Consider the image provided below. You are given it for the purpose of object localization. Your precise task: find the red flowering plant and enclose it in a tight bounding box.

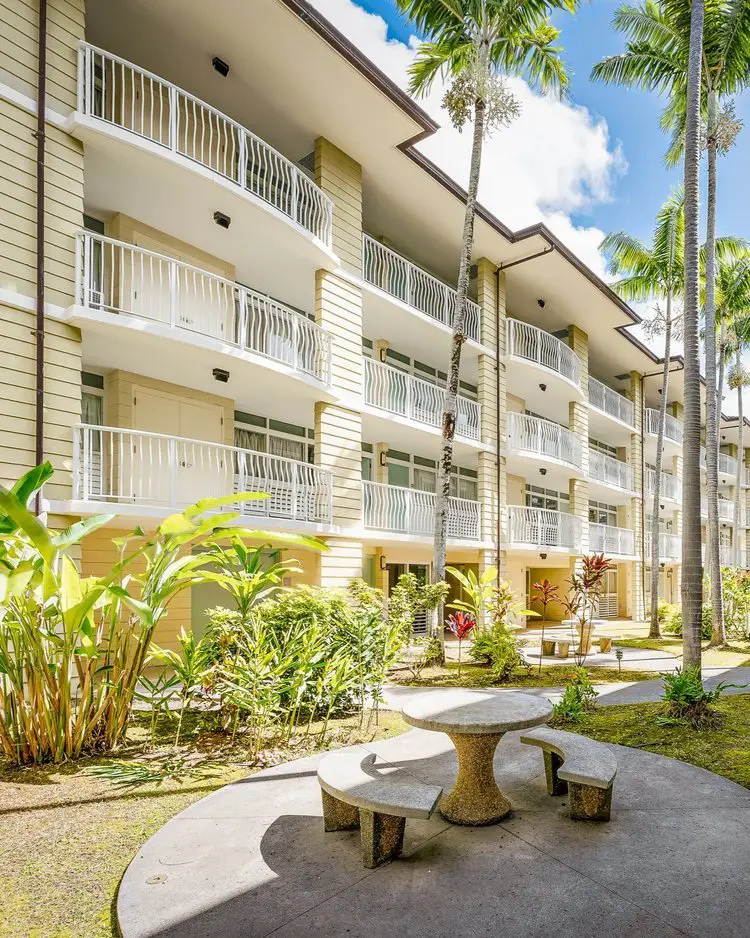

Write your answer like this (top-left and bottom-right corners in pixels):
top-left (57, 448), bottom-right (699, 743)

top-left (447, 611), bottom-right (476, 677)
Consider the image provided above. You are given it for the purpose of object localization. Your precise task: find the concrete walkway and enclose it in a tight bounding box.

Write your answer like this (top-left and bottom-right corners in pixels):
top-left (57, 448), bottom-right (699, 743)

top-left (118, 718), bottom-right (750, 938)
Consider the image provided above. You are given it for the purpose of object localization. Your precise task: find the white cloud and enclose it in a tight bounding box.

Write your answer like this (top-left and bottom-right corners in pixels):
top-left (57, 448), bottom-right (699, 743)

top-left (310, 0), bottom-right (626, 270)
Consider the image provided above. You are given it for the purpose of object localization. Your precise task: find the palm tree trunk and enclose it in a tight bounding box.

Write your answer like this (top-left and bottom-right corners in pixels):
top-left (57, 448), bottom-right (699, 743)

top-left (433, 80), bottom-right (486, 617)
top-left (705, 90), bottom-right (725, 647)
top-left (734, 346), bottom-right (744, 567)
top-left (681, 0), bottom-right (705, 671)
top-left (650, 304), bottom-right (672, 638)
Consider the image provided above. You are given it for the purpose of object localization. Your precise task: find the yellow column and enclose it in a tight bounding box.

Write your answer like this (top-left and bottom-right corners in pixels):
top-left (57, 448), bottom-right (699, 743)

top-left (568, 325), bottom-right (589, 557)
top-left (314, 138), bottom-right (364, 587)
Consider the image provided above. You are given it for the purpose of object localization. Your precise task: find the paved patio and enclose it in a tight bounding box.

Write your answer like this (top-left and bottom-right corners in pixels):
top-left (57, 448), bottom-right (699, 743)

top-left (118, 696), bottom-right (750, 938)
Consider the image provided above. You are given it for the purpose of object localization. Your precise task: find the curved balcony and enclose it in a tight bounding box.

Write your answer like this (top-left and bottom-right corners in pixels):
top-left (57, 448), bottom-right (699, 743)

top-left (589, 523), bottom-right (635, 558)
top-left (73, 424), bottom-right (333, 528)
top-left (361, 235), bottom-right (481, 346)
top-left (505, 506), bottom-right (581, 553)
top-left (588, 377), bottom-right (634, 444)
top-left (645, 532), bottom-right (682, 563)
top-left (699, 447), bottom-right (741, 486)
top-left (362, 481), bottom-right (480, 541)
top-left (74, 44), bottom-right (334, 254)
top-left (362, 357), bottom-right (480, 444)
top-left (506, 412), bottom-right (582, 489)
top-left (645, 468), bottom-right (681, 504)
top-left (73, 232), bottom-right (332, 387)
top-left (588, 450), bottom-right (634, 502)
top-left (645, 409), bottom-right (683, 447)
top-left (506, 319), bottom-right (583, 423)
top-left (700, 497), bottom-right (738, 525)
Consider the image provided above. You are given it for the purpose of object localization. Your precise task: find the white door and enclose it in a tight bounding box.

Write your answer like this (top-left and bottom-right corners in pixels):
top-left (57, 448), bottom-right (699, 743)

top-left (133, 387), bottom-right (226, 508)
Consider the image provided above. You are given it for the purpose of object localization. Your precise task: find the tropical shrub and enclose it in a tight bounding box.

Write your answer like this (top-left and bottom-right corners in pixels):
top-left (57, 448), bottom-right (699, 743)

top-left (721, 567), bottom-right (750, 638)
top-left (660, 666), bottom-right (742, 728)
top-left (661, 604), bottom-right (712, 640)
top-left (551, 668), bottom-right (598, 724)
top-left (0, 463), bottom-right (277, 764)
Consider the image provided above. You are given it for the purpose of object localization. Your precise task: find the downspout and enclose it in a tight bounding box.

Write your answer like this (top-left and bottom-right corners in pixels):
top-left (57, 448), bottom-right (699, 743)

top-left (34, 0), bottom-right (48, 513)
top-left (494, 243), bottom-right (555, 563)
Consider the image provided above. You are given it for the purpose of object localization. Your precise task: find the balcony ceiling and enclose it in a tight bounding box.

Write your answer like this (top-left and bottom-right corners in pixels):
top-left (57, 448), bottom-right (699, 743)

top-left (84, 0), bottom-right (656, 388)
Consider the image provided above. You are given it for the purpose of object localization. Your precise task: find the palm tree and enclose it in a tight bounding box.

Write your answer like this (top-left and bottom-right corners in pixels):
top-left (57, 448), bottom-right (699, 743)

top-left (601, 189), bottom-right (684, 640)
top-left (397, 0), bottom-right (579, 621)
top-left (716, 255), bottom-right (750, 571)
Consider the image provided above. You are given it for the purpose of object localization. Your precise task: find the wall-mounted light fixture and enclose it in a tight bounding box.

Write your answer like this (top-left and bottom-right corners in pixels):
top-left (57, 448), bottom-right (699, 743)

top-left (212, 56), bottom-right (230, 77)
top-left (379, 451), bottom-right (387, 468)
top-left (537, 298), bottom-right (546, 309)
top-left (539, 467), bottom-right (547, 476)
top-left (212, 368), bottom-right (230, 383)
top-left (213, 211), bottom-right (231, 229)
top-left (379, 347), bottom-right (387, 363)
top-left (379, 554), bottom-right (387, 571)
top-left (540, 553), bottom-right (547, 560)
top-left (539, 383), bottom-right (547, 392)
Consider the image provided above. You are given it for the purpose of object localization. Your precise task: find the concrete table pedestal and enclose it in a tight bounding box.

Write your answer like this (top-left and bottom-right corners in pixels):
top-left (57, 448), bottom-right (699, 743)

top-left (402, 690), bottom-right (553, 826)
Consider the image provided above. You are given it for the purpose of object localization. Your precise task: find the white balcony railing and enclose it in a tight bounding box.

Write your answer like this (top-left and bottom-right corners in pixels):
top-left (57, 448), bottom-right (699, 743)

top-left (588, 377), bottom-right (634, 427)
top-left (76, 232), bottom-right (332, 383)
top-left (589, 522), bottom-right (634, 557)
top-left (74, 424), bottom-right (333, 524)
top-left (705, 544), bottom-right (744, 566)
top-left (645, 468), bottom-right (681, 502)
top-left (78, 43), bottom-right (333, 246)
top-left (505, 506), bottom-right (582, 552)
top-left (700, 497), bottom-right (738, 524)
top-left (362, 481), bottom-right (480, 540)
top-left (362, 357), bottom-right (480, 440)
top-left (588, 450), bottom-right (633, 492)
top-left (507, 412), bottom-right (582, 470)
top-left (645, 408), bottom-right (683, 445)
top-left (719, 452), bottom-right (739, 478)
top-left (645, 531), bottom-right (682, 562)
top-left (506, 319), bottom-right (581, 389)
top-left (361, 235), bottom-right (480, 342)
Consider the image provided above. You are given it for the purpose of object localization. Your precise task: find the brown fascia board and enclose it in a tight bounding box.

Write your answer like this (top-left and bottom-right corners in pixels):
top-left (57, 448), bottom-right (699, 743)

top-left (283, 0), bottom-right (641, 328)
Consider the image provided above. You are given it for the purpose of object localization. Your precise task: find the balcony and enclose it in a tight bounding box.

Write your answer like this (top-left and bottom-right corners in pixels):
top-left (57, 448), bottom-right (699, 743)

top-left (506, 413), bottom-right (582, 489)
top-left (506, 319), bottom-right (583, 423)
top-left (589, 523), bottom-right (635, 558)
top-left (704, 544), bottom-right (745, 566)
top-left (645, 468), bottom-right (681, 503)
top-left (700, 448), bottom-right (741, 484)
top-left (588, 377), bottom-right (634, 444)
top-left (362, 481), bottom-right (480, 541)
top-left (72, 44), bottom-right (334, 269)
top-left (700, 497), bottom-right (738, 525)
top-left (73, 424), bottom-right (333, 527)
top-left (645, 409), bottom-right (683, 449)
top-left (588, 450), bottom-right (634, 500)
top-left (505, 506), bottom-right (582, 553)
top-left (73, 232), bottom-right (332, 386)
top-left (361, 235), bottom-right (480, 343)
top-left (645, 532), bottom-right (682, 563)
top-left (362, 357), bottom-right (480, 444)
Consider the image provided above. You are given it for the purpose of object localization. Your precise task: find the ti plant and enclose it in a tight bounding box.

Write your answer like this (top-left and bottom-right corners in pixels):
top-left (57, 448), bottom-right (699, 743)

top-left (531, 577), bottom-right (560, 673)
top-left (446, 611), bottom-right (475, 677)
top-left (564, 554), bottom-right (611, 666)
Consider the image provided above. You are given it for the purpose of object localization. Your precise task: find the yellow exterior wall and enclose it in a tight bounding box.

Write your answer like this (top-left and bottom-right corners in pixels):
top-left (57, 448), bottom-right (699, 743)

top-left (104, 371), bottom-right (235, 445)
top-left (315, 137), bottom-right (362, 273)
top-left (527, 567), bottom-right (569, 622)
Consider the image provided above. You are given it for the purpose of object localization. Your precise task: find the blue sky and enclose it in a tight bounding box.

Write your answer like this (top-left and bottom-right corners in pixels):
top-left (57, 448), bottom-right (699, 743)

top-left (352, 0), bottom-right (750, 248)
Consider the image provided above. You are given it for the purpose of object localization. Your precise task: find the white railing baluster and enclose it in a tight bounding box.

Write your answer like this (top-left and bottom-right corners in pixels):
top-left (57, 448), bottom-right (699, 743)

top-left (73, 423), bottom-right (333, 524)
top-left (361, 481), bottom-right (480, 540)
top-left (588, 449), bottom-right (634, 492)
top-left (506, 319), bottom-right (581, 390)
top-left (505, 505), bottom-right (582, 551)
top-left (507, 412), bottom-right (582, 470)
top-left (361, 235), bottom-right (481, 342)
top-left (588, 522), bottom-right (634, 556)
top-left (588, 377), bottom-right (634, 427)
top-left (76, 232), bottom-right (332, 383)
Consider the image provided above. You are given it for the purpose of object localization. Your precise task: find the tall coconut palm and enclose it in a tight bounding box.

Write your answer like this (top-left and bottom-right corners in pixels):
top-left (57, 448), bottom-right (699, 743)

top-left (592, 0), bottom-right (750, 667)
top-left (396, 0), bottom-right (579, 628)
top-left (601, 189), bottom-right (685, 640)
top-left (716, 254), bottom-right (750, 569)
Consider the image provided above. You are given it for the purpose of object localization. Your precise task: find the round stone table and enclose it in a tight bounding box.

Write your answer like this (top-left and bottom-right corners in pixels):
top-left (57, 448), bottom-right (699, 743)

top-left (401, 690), bottom-right (553, 826)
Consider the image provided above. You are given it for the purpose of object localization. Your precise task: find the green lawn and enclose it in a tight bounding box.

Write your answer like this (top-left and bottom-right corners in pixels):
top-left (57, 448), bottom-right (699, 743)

top-left (572, 693), bottom-right (750, 789)
top-left (615, 636), bottom-right (750, 667)
top-left (392, 660), bottom-right (655, 689)
top-left (0, 711), bottom-right (407, 938)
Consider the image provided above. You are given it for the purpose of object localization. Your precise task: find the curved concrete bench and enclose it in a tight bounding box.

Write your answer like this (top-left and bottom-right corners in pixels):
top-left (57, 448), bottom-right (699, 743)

top-left (520, 727), bottom-right (617, 821)
top-left (318, 751), bottom-right (442, 868)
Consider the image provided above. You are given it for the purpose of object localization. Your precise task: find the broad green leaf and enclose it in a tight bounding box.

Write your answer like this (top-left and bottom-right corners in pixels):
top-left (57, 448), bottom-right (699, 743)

top-left (53, 514), bottom-right (116, 549)
top-left (0, 490), bottom-right (55, 564)
top-left (108, 585), bottom-right (155, 627)
top-left (159, 513), bottom-right (197, 537)
top-left (0, 463), bottom-right (55, 533)
top-left (183, 492), bottom-right (269, 520)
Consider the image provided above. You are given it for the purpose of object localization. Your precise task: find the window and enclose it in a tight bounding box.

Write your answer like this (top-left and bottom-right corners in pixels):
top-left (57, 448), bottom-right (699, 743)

top-left (525, 485), bottom-right (569, 512)
top-left (590, 438), bottom-right (618, 457)
top-left (589, 500), bottom-right (618, 527)
top-left (234, 411), bottom-right (313, 464)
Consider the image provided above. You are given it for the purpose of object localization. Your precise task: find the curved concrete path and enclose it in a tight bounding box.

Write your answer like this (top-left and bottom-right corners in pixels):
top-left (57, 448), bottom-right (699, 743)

top-left (118, 707), bottom-right (750, 938)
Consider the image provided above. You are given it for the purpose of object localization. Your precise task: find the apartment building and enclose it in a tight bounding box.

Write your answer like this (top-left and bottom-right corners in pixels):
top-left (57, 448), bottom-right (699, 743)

top-left (2, 0), bottom-right (747, 646)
